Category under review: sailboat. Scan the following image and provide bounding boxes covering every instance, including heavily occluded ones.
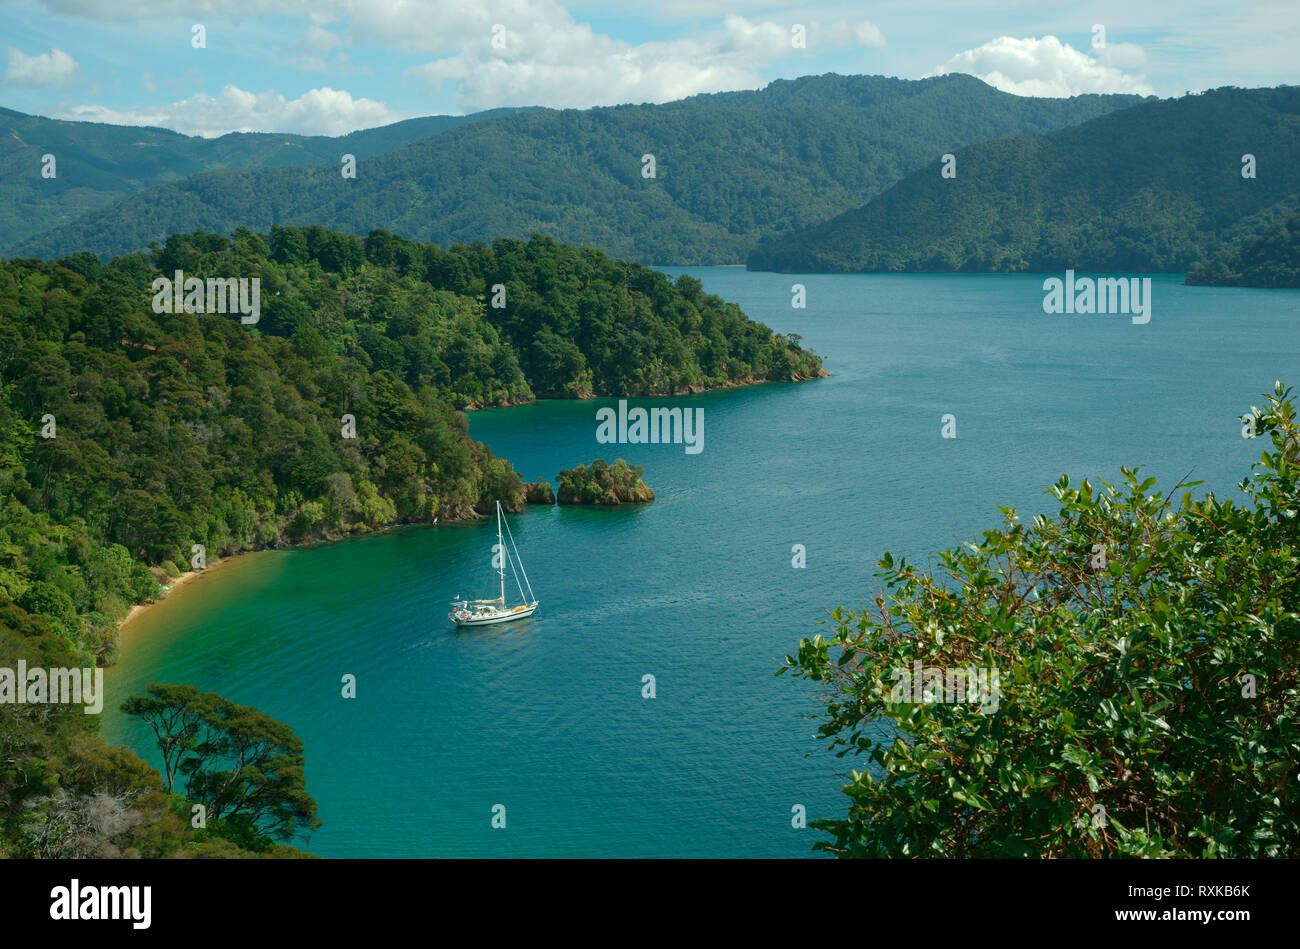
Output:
[448,500,539,627]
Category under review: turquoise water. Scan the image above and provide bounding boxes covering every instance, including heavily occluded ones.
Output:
[100,271,1300,857]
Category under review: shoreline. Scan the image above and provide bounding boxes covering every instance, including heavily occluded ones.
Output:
[462,368,830,410]
[111,370,830,645]
[112,518,451,648]
[118,555,237,632]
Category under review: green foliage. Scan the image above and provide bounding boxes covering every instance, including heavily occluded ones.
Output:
[122,683,321,845]
[0,601,91,827]
[14,76,1143,265]
[557,458,654,505]
[0,233,524,656]
[0,222,818,858]
[783,382,1300,857]
[0,106,524,255]
[523,480,555,505]
[4,225,812,656]
[1187,205,1300,287]
[749,86,1300,273]
[0,600,303,857]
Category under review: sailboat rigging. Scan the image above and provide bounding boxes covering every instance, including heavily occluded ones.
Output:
[449,501,539,627]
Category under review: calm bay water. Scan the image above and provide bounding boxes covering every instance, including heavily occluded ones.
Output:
[100,271,1300,857]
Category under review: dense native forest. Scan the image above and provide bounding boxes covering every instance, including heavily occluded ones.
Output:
[0,600,317,857]
[747,85,1300,274]
[14,75,1145,264]
[0,106,525,254]
[556,459,654,504]
[1186,206,1300,287]
[0,224,820,665]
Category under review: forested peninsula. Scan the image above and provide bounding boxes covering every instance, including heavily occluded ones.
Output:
[0,224,821,857]
[0,225,820,664]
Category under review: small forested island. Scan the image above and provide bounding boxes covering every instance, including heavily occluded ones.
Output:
[1186,207,1300,287]
[556,459,654,505]
[523,481,555,504]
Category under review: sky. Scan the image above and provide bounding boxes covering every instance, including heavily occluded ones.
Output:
[1,0,1297,138]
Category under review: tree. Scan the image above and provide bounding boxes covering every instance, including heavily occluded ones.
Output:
[120,684,205,794]
[782,383,1300,857]
[123,684,321,844]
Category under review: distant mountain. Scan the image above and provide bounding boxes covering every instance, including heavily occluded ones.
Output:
[746,86,1300,273]
[1186,204,1300,287]
[0,106,524,253]
[11,74,1146,264]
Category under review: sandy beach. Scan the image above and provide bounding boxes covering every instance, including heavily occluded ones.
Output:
[118,558,229,630]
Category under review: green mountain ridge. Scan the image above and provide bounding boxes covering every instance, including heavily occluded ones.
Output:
[12,74,1146,265]
[745,85,1300,273]
[0,106,526,254]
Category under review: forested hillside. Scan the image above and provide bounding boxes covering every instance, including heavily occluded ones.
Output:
[747,85,1300,273]
[0,225,820,665]
[0,106,523,254]
[2,223,819,856]
[0,600,317,857]
[1187,205,1300,286]
[14,74,1144,264]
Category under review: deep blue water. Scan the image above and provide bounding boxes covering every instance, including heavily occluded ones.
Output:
[100,270,1300,857]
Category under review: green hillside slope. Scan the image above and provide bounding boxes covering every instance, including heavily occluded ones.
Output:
[13,75,1144,264]
[747,86,1300,273]
[0,106,522,253]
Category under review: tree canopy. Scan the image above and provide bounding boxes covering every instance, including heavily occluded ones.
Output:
[1187,205,1300,287]
[749,86,1300,274]
[0,106,522,255]
[123,683,320,846]
[557,459,654,505]
[782,382,1300,857]
[15,75,1143,265]
[0,601,311,857]
[1,225,818,664]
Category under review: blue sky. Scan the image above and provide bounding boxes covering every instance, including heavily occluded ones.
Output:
[1,0,1297,137]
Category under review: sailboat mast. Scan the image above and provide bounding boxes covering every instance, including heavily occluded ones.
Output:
[497,501,506,604]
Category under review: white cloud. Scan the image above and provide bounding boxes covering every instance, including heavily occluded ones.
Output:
[282,23,346,72]
[854,20,885,49]
[928,35,1155,97]
[719,13,792,58]
[33,0,846,108]
[1094,42,1148,70]
[3,47,79,88]
[404,9,876,110]
[301,24,343,54]
[38,0,319,15]
[54,85,404,137]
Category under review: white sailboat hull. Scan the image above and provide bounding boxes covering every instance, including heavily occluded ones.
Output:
[450,602,539,627]
[449,500,539,629]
